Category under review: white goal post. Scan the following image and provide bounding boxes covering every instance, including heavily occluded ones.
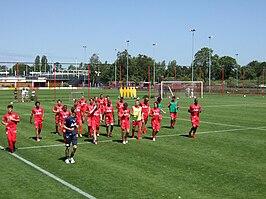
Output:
[69,91,85,101]
[160,81,203,99]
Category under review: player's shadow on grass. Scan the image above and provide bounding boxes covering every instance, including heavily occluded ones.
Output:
[56,139,65,143]
[179,134,190,138]
[142,136,153,140]
[112,139,123,143]
[83,139,93,143]
[29,137,42,141]
[58,157,66,162]
[161,126,172,129]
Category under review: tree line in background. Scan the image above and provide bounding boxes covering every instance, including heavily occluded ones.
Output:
[0,47,265,86]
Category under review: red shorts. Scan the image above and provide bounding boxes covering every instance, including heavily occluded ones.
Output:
[76,117,82,125]
[34,121,43,129]
[170,112,178,120]
[151,120,160,131]
[191,116,200,127]
[87,117,92,127]
[121,120,130,131]
[105,116,114,126]
[92,121,100,131]
[55,115,60,124]
[6,129,17,143]
[143,112,149,122]
[132,120,142,129]
[60,124,66,133]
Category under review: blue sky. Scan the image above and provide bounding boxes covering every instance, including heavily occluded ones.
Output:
[1,0,265,66]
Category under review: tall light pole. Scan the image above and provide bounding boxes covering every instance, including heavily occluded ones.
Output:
[114,48,118,88]
[235,53,239,86]
[208,36,213,93]
[126,40,130,86]
[190,29,196,82]
[153,43,157,86]
[82,46,87,86]
[82,45,87,66]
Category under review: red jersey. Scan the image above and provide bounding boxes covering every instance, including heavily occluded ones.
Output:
[98,98,105,108]
[79,99,87,108]
[104,99,112,106]
[140,102,150,114]
[116,101,124,111]
[150,108,160,121]
[121,108,130,121]
[32,107,44,122]
[53,104,63,116]
[104,106,114,118]
[86,104,95,117]
[2,112,20,130]
[189,104,201,117]
[76,105,82,118]
[59,110,70,123]
[92,109,101,124]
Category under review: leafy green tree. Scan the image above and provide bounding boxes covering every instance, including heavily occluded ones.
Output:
[41,55,48,72]
[219,56,236,79]
[194,47,213,82]
[34,55,40,72]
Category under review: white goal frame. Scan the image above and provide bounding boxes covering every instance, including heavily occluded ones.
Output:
[69,91,85,101]
[160,81,203,99]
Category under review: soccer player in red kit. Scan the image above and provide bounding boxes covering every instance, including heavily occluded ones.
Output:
[98,94,105,121]
[79,95,87,115]
[119,102,130,144]
[150,102,161,141]
[104,99,115,137]
[53,99,63,134]
[188,98,202,138]
[86,98,95,137]
[59,105,70,134]
[91,103,101,144]
[140,97,150,134]
[105,95,112,106]
[74,100,84,138]
[116,97,124,126]
[30,101,44,142]
[1,105,20,153]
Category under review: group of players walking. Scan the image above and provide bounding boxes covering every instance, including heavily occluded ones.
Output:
[1,93,201,164]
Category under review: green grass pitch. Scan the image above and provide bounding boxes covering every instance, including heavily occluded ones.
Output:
[0,89,265,199]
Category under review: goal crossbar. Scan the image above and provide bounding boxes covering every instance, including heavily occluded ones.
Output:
[160,81,203,98]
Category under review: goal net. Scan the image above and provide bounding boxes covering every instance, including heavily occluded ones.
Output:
[160,81,203,99]
[69,91,85,101]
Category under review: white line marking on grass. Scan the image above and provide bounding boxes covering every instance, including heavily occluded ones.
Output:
[157,126,266,138]
[177,117,244,128]
[17,126,266,150]
[0,145,96,199]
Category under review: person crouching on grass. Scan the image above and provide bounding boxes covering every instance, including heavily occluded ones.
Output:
[64,107,78,164]
[1,105,20,153]
[188,98,202,138]
[168,95,179,128]
[119,102,131,144]
[149,102,161,142]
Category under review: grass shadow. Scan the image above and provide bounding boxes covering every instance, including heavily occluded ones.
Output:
[56,139,65,143]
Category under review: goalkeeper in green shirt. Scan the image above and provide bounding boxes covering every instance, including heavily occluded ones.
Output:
[168,95,180,128]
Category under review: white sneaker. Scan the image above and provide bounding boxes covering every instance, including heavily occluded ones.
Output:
[97,134,99,137]
[37,138,41,142]
[125,140,128,144]
[65,158,70,164]
[70,157,75,164]
[152,137,156,142]
[123,140,126,145]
